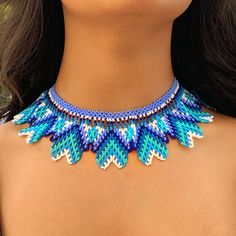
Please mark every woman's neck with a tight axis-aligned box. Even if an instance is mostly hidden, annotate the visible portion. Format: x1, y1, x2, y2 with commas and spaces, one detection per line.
55, 10, 174, 112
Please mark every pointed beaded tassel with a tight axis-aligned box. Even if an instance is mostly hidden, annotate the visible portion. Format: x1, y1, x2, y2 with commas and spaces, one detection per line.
12, 77, 214, 169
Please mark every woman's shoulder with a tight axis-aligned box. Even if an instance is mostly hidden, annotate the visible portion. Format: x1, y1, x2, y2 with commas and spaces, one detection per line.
199, 108, 236, 158
0, 120, 24, 147
0, 121, 30, 166
202, 108, 236, 147
204, 108, 236, 133
0, 120, 19, 148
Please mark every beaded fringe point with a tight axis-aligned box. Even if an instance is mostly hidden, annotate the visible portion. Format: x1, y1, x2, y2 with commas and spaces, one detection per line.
12, 78, 214, 169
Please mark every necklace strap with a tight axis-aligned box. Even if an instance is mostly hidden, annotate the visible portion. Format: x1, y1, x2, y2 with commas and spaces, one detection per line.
48, 77, 180, 121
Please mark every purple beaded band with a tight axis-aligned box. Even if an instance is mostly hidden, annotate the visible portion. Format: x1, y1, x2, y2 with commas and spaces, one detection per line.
48, 77, 180, 121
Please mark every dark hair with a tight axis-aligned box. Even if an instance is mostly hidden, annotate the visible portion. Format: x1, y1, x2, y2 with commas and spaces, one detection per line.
0, 0, 235, 122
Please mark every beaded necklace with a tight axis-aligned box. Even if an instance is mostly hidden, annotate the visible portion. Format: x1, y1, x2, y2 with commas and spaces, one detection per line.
12, 77, 214, 169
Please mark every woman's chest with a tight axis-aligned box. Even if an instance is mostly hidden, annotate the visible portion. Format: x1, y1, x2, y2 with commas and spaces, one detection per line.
1, 147, 235, 236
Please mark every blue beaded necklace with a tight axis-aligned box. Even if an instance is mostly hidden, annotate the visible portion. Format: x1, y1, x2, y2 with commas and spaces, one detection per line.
12, 77, 214, 169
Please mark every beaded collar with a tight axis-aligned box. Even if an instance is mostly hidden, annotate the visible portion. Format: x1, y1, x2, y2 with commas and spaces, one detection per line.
12, 77, 214, 169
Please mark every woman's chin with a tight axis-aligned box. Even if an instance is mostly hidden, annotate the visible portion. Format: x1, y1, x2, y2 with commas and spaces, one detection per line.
61, 0, 192, 21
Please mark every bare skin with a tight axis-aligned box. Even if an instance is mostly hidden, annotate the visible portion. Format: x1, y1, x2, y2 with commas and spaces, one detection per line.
0, 109, 236, 236
0, 0, 236, 235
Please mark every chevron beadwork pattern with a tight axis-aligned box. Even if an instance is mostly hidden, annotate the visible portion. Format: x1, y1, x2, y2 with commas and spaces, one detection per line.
12, 79, 214, 170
